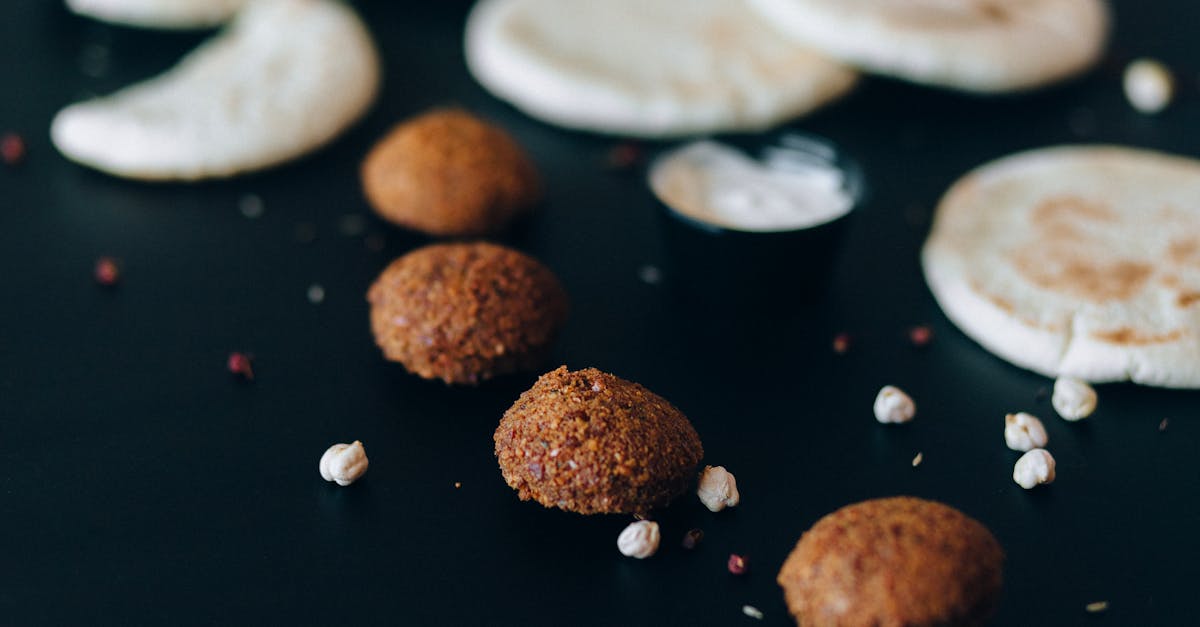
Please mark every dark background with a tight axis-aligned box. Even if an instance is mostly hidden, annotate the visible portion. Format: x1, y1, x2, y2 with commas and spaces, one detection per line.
1, 1, 1197, 624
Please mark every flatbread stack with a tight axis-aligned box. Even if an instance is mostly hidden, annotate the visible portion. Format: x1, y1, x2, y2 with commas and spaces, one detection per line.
746, 0, 1110, 93
922, 146, 1200, 388
464, 0, 1109, 136
464, 0, 859, 137
65, 0, 251, 29
52, 0, 380, 181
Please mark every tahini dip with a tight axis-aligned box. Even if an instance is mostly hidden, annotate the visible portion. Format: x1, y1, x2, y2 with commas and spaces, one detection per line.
649, 140, 854, 232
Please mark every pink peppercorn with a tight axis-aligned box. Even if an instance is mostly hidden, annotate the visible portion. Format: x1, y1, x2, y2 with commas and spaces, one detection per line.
1, 133, 25, 165
227, 352, 255, 381
94, 257, 120, 286
909, 325, 934, 348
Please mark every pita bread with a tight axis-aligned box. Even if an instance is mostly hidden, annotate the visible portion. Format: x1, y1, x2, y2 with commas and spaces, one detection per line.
51, 0, 380, 181
464, 0, 858, 138
65, 0, 250, 29
922, 146, 1200, 388
746, 0, 1109, 93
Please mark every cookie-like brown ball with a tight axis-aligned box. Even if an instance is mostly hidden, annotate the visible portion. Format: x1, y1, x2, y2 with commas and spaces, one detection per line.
495, 366, 704, 515
777, 497, 1004, 627
361, 108, 540, 236
367, 242, 568, 385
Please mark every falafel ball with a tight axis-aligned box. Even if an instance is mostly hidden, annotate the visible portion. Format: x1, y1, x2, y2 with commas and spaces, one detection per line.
361, 108, 541, 236
495, 366, 705, 515
777, 496, 1004, 627
368, 242, 568, 385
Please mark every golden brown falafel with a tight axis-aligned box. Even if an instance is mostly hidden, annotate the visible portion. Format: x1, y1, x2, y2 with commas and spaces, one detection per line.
777, 496, 1004, 627
495, 366, 704, 515
367, 242, 568, 385
361, 108, 540, 236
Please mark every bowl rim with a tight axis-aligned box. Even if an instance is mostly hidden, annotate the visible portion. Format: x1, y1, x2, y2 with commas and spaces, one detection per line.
648, 132, 866, 236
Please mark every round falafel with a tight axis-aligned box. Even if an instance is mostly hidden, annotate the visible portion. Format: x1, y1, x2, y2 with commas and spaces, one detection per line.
361, 108, 541, 236
495, 366, 705, 515
777, 496, 1004, 627
367, 242, 568, 385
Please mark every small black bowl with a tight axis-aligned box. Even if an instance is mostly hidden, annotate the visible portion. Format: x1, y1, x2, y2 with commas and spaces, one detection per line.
652, 133, 864, 315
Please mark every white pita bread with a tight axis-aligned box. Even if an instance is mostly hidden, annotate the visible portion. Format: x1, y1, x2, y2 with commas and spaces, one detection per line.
922, 146, 1200, 388
746, 0, 1109, 93
464, 0, 858, 138
51, 0, 380, 181
65, 0, 250, 29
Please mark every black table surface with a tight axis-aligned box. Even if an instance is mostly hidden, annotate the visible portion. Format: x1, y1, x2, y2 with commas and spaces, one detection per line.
2, 1, 1198, 625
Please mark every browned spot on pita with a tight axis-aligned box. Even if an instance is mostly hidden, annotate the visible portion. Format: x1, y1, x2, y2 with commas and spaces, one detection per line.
701, 22, 743, 49
1178, 292, 1200, 308
978, 3, 1009, 21
986, 291, 1015, 313
969, 280, 1062, 331
1160, 274, 1180, 288
1168, 239, 1198, 265
1030, 196, 1115, 228
1040, 222, 1084, 241
1012, 247, 1152, 302
1092, 327, 1185, 345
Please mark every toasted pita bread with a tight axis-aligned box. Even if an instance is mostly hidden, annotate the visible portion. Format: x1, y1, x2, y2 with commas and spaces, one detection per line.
464, 0, 858, 138
51, 0, 380, 181
922, 146, 1200, 388
65, 0, 250, 29
747, 0, 1109, 93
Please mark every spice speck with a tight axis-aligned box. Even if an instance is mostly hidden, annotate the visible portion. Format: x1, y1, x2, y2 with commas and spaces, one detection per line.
742, 605, 764, 620
637, 264, 662, 285
78, 44, 110, 77
908, 325, 933, 348
1085, 601, 1109, 613
238, 194, 264, 219
364, 233, 386, 253
1067, 107, 1097, 137
454, 482, 462, 489
903, 204, 928, 227
338, 213, 367, 237
227, 352, 254, 381
727, 554, 748, 575
2, 132, 25, 165
94, 257, 120, 286
294, 222, 317, 244
832, 332, 851, 354
606, 141, 642, 171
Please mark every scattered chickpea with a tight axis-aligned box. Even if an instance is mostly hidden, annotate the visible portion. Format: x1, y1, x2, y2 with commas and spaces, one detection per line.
697, 465, 740, 512
1005, 412, 1049, 451
617, 520, 660, 559
1123, 58, 1174, 114
319, 441, 369, 486
1052, 377, 1097, 421
874, 385, 915, 424
1013, 449, 1056, 489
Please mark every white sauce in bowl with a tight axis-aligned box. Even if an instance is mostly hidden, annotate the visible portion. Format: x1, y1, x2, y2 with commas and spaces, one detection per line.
649, 139, 855, 232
